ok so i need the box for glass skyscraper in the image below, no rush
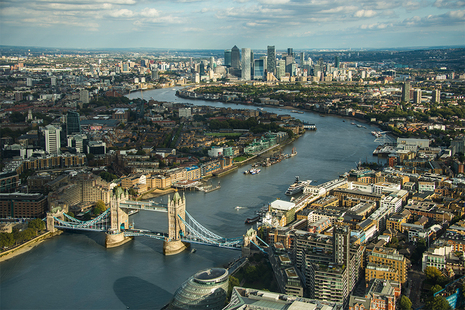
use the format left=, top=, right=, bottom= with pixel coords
left=224, top=49, right=231, bottom=67
left=267, top=45, right=276, bottom=76
left=241, top=48, right=252, bottom=80
left=67, top=111, right=81, bottom=135
left=253, top=59, right=265, bottom=80
left=231, top=45, right=241, bottom=70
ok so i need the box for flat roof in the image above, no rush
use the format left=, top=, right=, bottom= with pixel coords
left=270, top=200, right=296, bottom=211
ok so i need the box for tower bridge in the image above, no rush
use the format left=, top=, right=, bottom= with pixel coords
left=46, top=188, right=262, bottom=255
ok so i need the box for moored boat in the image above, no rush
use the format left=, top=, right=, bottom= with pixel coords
left=285, top=176, right=312, bottom=195
left=245, top=215, right=260, bottom=224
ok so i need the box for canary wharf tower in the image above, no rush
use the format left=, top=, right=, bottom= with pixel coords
left=267, top=45, right=276, bottom=76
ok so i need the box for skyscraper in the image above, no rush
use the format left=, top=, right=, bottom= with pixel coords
left=277, top=60, right=286, bottom=79
left=432, top=89, right=441, bottom=103
left=67, top=111, right=81, bottom=136
left=287, top=48, right=294, bottom=58
left=151, top=69, right=159, bottom=80
left=231, top=45, right=241, bottom=70
left=401, top=81, right=410, bottom=102
left=253, top=59, right=265, bottom=80
left=44, top=125, right=61, bottom=155
left=210, top=56, right=215, bottom=69
left=300, top=52, right=305, bottom=66
left=241, top=48, right=252, bottom=80
left=199, top=62, right=206, bottom=76
left=414, top=89, right=422, bottom=104
left=267, top=46, right=276, bottom=76
left=335, top=56, right=340, bottom=69
left=224, top=49, right=232, bottom=67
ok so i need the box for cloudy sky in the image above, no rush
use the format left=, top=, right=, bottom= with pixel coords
left=1, top=0, right=464, bottom=50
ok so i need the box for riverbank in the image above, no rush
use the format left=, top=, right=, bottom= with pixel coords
left=139, top=188, right=176, bottom=200
left=0, top=230, right=62, bottom=263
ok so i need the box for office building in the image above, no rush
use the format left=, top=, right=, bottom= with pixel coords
left=432, top=89, right=441, bottom=103
left=51, top=76, right=57, bottom=86
left=253, top=58, right=265, bottom=80
left=225, top=287, right=342, bottom=310
left=199, top=62, right=206, bottom=76
left=210, top=56, right=215, bottom=69
left=231, top=45, right=241, bottom=70
left=401, top=81, right=410, bottom=102
left=267, top=45, right=276, bottom=75
left=277, top=60, right=286, bottom=79
left=151, top=69, right=159, bottom=80
left=87, top=141, right=106, bottom=155
left=224, top=49, right=232, bottom=67
left=300, top=52, right=305, bottom=65
left=335, top=56, right=340, bottom=68
left=66, top=111, right=81, bottom=136
left=80, top=89, right=89, bottom=104
left=169, top=268, right=229, bottom=310
left=44, top=125, right=61, bottom=155
left=67, top=134, right=87, bottom=153
left=241, top=48, right=252, bottom=80
left=287, top=47, right=294, bottom=59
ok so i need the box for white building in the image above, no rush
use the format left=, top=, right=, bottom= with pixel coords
left=373, top=182, right=401, bottom=195
left=179, top=107, right=192, bottom=118
left=207, top=147, right=223, bottom=158
left=44, top=125, right=61, bottom=155
left=397, top=138, right=430, bottom=151
left=380, top=195, right=403, bottom=213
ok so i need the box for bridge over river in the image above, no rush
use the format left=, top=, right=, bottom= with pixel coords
left=46, top=188, right=260, bottom=255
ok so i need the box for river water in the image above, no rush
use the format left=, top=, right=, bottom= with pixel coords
left=0, top=87, right=383, bottom=309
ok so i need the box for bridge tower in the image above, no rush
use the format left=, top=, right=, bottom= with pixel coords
left=105, top=187, right=132, bottom=248
left=242, top=228, right=258, bottom=257
left=163, top=190, right=190, bottom=255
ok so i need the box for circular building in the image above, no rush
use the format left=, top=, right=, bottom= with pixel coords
left=169, top=268, right=229, bottom=310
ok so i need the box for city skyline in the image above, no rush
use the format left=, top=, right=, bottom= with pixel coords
left=1, top=0, right=464, bottom=50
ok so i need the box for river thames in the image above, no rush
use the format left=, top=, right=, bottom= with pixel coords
left=0, top=87, right=384, bottom=309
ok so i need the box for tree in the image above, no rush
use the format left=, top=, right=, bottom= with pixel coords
left=0, top=233, right=15, bottom=249
left=431, top=284, right=443, bottom=295
left=399, top=295, right=412, bottom=310
left=128, top=188, right=137, bottom=197
left=425, top=266, right=448, bottom=286
left=228, top=275, right=240, bottom=296
left=425, top=295, right=451, bottom=310
left=93, top=200, right=107, bottom=216
left=28, top=218, right=45, bottom=232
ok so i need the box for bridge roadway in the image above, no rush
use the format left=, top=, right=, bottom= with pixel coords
left=119, top=200, right=168, bottom=212
left=123, top=228, right=242, bottom=250
left=123, top=228, right=168, bottom=240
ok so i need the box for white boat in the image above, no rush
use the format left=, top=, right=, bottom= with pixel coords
left=285, top=176, right=312, bottom=195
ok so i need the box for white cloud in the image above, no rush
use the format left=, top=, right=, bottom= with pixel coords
left=140, top=8, right=160, bottom=17
left=320, top=6, right=358, bottom=14
left=256, top=0, right=290, bottom=4
left=354, top=9, right=377, bottom=17
left=109, top=9, right=135, bottom=18
left=360, top=22, right=392, bottom=29
left=434, top=0, right=465, bottom=8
